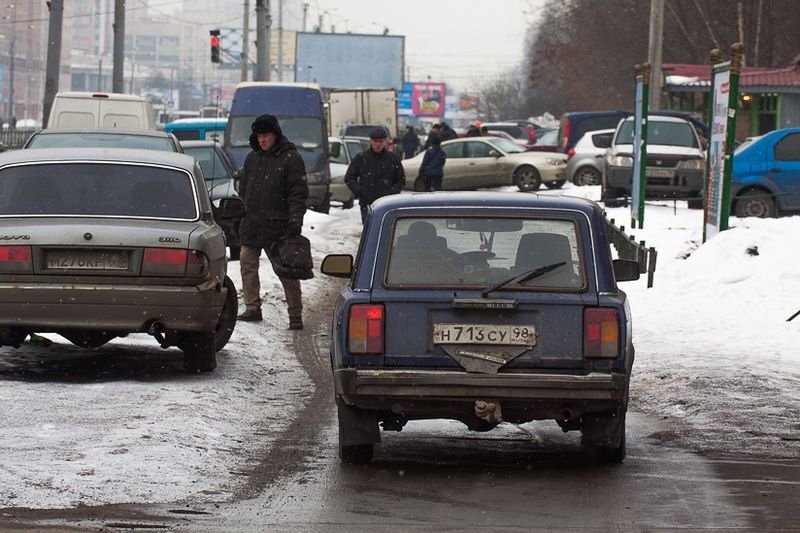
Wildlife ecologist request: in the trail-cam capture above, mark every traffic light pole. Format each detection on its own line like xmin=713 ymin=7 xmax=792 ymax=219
xmin=112 ymin=0 xmax=125 ymax=93
xmin=42 ymin=0 xmax=64 ymax=127
xmin=255 ymin=0 xmax=271 ymax=81
xmin=241 ymin=0 xmax=250 ymax=82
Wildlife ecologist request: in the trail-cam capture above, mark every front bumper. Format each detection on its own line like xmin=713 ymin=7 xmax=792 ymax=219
xmin=608 ymin=166 xmax=703 ymax=196
xmin=0 ymin=282 xmax=226 ymax=332
xmin=334 ymin=368 xmax=628 ymax=419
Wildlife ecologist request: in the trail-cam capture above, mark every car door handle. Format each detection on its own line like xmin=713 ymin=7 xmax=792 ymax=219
xmin=770 ymin=168 xmax=781 ymax=173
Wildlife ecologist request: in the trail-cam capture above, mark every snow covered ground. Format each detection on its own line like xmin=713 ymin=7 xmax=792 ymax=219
xmin=0 ymin=184 xmax=798 ymax=510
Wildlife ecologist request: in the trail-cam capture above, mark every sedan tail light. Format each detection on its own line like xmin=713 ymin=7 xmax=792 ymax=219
xmin=348 ymin=304 xmax=384 ymax=354
xmin=567 ymin=148 xmax=576 ymax=161
xmin=584 ymin=308 xmax=620 ymax=358
xmin=142 ymin=247 xmax=208 ymax=277
xmin=0 ymin=245 xmax=33 ymax=273
xmin=524 ymin=126 xmax=537 ymax=143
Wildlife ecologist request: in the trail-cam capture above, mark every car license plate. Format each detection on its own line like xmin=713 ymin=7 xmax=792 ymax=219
xmin=46 ymin=250 xmax=129 ymax=270
xmin=433 ymin=323 xmax=536 ymax=346
xmin=646 ymin=168 xmax=674 ymax=178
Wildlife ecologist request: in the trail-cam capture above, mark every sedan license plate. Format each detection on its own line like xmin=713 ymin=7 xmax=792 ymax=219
xmin=433 ymin=323 xmax=536 ymax=346
xmin=646 ymin=168 xmax=674 ymax=178
xmin=46 ymin=250 xmax=129 ymax=270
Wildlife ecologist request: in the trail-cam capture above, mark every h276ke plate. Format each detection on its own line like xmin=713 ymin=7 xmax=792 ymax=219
xmin=433 ymin=323 xmax=536 ymax=346
xmin=46 ymin=250 xmax=129 ymax=270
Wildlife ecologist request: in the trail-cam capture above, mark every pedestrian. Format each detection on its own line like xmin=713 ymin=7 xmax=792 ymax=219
xmin=419 ymin=133 xmax=446 ymax=191
xmin=401 ymin=125 xmax=420 ymax=159
xmin=465 ymin=123 xmax=481 ymax=137
xmin=236 ymin=114 xmax=309 ymax=330
xmin=424 ymin=124 xmax=442 ymax=149
xmin=345 ymin=127 xmax=406 ymax=224
xmin=480 ymin=125 xmax=491 ymax=136
xmin=439 ymin=121 xmax=458 ymax=142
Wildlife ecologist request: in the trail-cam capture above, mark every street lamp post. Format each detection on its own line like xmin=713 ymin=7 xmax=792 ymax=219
xmin=7 ymin=3 xmax=16 ymax=128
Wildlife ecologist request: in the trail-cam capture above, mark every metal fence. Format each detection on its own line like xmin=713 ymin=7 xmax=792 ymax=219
xmin=0 ymin=128 xmax=37 ymax=151
xmin=605 ymin=218 xmax=657 ymax=288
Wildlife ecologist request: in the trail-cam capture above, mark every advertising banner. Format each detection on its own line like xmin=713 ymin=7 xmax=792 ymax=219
xmin=411 ymin=83 xmax=446 ymax=117
xmin=398 ymin=82 xmax=413 ymax=116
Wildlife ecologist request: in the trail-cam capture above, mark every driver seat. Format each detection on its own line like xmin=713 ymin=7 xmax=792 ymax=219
xmin=513 ymin=232 xmax=579 ymax=286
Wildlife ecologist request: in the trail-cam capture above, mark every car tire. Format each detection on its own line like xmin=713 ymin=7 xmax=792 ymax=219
xmin=229 ymin=246 xmax=241 ymax=261
xmin=734 ymin=190 xmax=776 ymax=218
xmin=214 ymin=276 xmax=238 ymax=352
xmin=573 ymin=166 xmax=601 ymax=186
xmin=544 ymin=179 xmax=566 ymax=190
xmin=342 ymin=195 xmax=355 ymax=210
xmin=181 ymin=331 xmax=217 ymax=372
xmin=514 ymin=165 xmax=542 ymax=192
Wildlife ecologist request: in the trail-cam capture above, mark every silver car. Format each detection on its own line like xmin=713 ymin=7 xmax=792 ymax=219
xmin=566 ymin=128 xmax=614 ymax=186
xmin=0 ymin=148 xmax=241 ymax=372
xmin=403 ymin=137 xmax=567 ymax=192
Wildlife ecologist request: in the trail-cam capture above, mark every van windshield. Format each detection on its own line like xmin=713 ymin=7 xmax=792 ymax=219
xmin=228 ymin=116 xmax=325 ymax=149
xmin=617 ymin=120 xmax=699 ymax=148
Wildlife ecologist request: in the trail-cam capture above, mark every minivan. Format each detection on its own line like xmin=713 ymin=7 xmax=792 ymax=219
xmin=47 ymin=92 xmax=157 ymax=130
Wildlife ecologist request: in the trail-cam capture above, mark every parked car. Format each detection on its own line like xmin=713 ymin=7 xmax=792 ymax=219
xmin=164 ymin=117 xmax=227 ymax=142
xmin=23 ymin=128 xmax=183 ymax=152
xmin=602 ymin=115 xmax=706 ymax=208
xmin=328 ymin=136 xmax=369 ymax=209
xmin=527 ymin=127 xmax=559 ymax=152
xmin=0 ymin=148 xmax=242 ymax=372
xmin=321 ymin=191 xmax=640 ymax=464
xmin=566 ymin=128 xmax=615 ymax=186
xmin=402 ymin=137 xmax=567 ymax=192
xmin=181 ymin=140 xmax=242 ymax=259
xmin=481 ymin=122 xmax=538 ymax=149
xmin=730 ymin=127 xmax=800 ymax=217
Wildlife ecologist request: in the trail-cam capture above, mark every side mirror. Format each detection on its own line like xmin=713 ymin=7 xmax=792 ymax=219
xmin=218 ymin=197 xmax=245 ymax=219
xmin=488 ymin=149 xmax=502 ymax=158
xmin=321 ymin=254 xmax=354 ymax=278
xmin=613 ymin=259 xmax=640 ymax=282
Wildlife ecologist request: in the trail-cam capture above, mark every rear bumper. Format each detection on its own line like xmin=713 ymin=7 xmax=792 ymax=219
xmin=0 ymin=282 xmax=226 ymax=332
xmin=334 ymin=368 xmax=629 ymax=418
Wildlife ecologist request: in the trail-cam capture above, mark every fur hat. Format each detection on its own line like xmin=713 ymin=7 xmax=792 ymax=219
xmin=251 ymin=114 xmax=282 ymax=136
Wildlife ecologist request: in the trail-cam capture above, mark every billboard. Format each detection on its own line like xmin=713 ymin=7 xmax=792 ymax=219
xmin=295 ymin=32 xmax=404 ymax=89
xmin=412 ymin=82 xmax=446 ymax=117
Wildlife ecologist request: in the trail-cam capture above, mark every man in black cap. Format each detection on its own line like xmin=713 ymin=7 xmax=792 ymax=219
xmin=237 ymin=114 xmax=309 ymax=330
xmin=344 ymin=127 xmax=406 ymax=223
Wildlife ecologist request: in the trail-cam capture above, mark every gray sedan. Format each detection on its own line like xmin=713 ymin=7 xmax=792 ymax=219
xmin=0 ymin=148 xmax=241 ymax=372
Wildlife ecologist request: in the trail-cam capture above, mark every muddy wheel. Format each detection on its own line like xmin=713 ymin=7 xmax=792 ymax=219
xmin=514 ymin=165 xmax=542 ymax=192
xmin=214 ymin=276 xmax=238 ymax=352
xmin=734 ymin=190 xmax=776 ymax=218
xmin=573 ymin=166 xmax=601 ymax=186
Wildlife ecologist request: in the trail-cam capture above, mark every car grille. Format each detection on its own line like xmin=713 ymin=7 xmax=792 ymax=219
xmin=645 ymin=155 xmax=682 ymax=168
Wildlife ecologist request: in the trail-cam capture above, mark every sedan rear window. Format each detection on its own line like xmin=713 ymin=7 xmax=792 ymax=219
xmin=385 ymin=216 xmax=584 ymax=290
xmin=0 ymin=163 xmax=197 ymax=219
xmin=26 ymin=133 xmax=177 ymax=151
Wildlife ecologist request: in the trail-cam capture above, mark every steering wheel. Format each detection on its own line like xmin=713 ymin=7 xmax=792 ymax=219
xmin=453 ymin=250 xmax=496 ymax=273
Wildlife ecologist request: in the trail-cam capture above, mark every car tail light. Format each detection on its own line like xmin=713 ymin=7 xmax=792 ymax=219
xmin=142 ymin=247 xmax=208 ymax=277
xmin=584 ymin=308 xmax=619 ymax=358
xmin=0 ymin=245 xmax=33 ymax=273
xmin=562 ymin=121 xmax=570 ymax=151
xmin=348 ymin=304 xmax=384 ymax=354
xmin=567 ymin=148 xmax=576 ymax=161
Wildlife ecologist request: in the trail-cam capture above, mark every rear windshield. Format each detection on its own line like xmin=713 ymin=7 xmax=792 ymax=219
xmin=385 ymin=216 xmax=584 ymax=290
xmin=228 ymin=116 xmax=325 ymax=150
xmin=617 ymin=120 xmax=698 ymax=148
xmin=27 ymin=133 xmax=177 ymax=151
xmin=0 ymin=162 xmax=197 ymax=219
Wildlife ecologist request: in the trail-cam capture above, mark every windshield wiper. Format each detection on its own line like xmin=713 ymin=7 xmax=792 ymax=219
xmin=481 ymin=261 xmax=566 ymax=298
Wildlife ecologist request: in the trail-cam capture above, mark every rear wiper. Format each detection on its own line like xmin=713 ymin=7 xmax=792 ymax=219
xmin=481 ymin=261 xmax=566 ymax=297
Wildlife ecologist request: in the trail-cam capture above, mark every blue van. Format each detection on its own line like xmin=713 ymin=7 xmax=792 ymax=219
xmin=224 ymin=82 xmax=331 ymax=213
xmin=164 ymin=118 xmax=227 ymax=142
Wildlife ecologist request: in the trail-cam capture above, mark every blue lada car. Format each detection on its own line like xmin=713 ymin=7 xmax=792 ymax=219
xmin=321 ymin=192 xmax=640 ymax=464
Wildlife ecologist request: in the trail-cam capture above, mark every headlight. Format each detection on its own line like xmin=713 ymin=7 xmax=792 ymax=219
xmin=609 ymin=155 xmax=634 ymax=167
xmin=545 ymin=157 xmax=566 ymax=166
xmin=677 ymin=158 xmax=705 ymax=170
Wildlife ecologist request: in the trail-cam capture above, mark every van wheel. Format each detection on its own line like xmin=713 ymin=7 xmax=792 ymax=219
xmin=514 ymin=165 xmax=541 ymax=192
xmin=573 ymin=166 xmax=600 ymax=186
xmin=734 ymin=190 xmax=776 ymax=218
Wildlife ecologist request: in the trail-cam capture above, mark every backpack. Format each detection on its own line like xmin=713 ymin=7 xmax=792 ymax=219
xmin=269 ymin=235 xmax=314 ymax=280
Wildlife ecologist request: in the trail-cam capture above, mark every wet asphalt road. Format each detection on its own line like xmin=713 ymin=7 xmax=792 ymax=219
xmin=1 ymin=281 xmax=799 ymax=532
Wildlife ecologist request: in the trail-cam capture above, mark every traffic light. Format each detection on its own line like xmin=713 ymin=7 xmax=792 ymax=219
xmin=210 ymin=29 xmax=221 ymax=63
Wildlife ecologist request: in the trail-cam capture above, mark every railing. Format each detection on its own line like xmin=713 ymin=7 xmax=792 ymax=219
xmin=0 ymin=128 xmax=37 ymax=151
xmin=605 ymin=218 xmax=657 ymax=288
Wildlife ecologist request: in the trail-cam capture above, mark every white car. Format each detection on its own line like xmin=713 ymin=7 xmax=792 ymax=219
xmin=566 ymin=128 xmax=615 ymax=186
xmin=328 ymin=136 xmax=369 ymax=209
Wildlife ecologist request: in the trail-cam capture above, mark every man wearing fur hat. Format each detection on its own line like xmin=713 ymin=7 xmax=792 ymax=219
xmin=237 ymin=114 xmax=309 ymax=330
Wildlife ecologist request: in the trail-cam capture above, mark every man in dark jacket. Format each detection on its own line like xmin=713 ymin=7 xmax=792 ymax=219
xmin=419 ymin=133 xmax=446 ymax=191
xmin=237 ymin=114 xmax=309 ymax=330
xmin=401 ymin=125 xmax=420 ymax=159
xmin=439 ymin=122 xmax=458 ymax=141
xmin=345 ymin=127 xmax=406 ymax=224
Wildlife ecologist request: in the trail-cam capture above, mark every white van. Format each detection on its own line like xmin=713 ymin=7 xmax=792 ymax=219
xmin=47 ymin=92 xmax=157 ymax=130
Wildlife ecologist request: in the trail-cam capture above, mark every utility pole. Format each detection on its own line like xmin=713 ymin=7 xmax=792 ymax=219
xmin=42 ymin=0 xmax=64 ymax=127
xmin=303 ymin=3 xmax=309 ymax=32
xmin=112 ymin=0 xmax=125 ymax=93
xmin=7 ymin=4 xmax=15 ymax=127
xmin=647 ymin=0 xmax=664 ymax=110
xmin=255 ymin=0 xmax=271 ymax=81
xmin=277 ymin=0 xmax=283 ymax=82
xmin=241 ymin=0 xmax=250 ymax=82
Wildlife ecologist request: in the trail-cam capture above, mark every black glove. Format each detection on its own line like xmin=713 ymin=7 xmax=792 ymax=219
xmin=286 ymin=220 xmax=302 ymax=237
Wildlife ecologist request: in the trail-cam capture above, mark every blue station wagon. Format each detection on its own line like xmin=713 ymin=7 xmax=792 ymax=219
xmin=322 ymin=192 xmax=640 ymax=464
